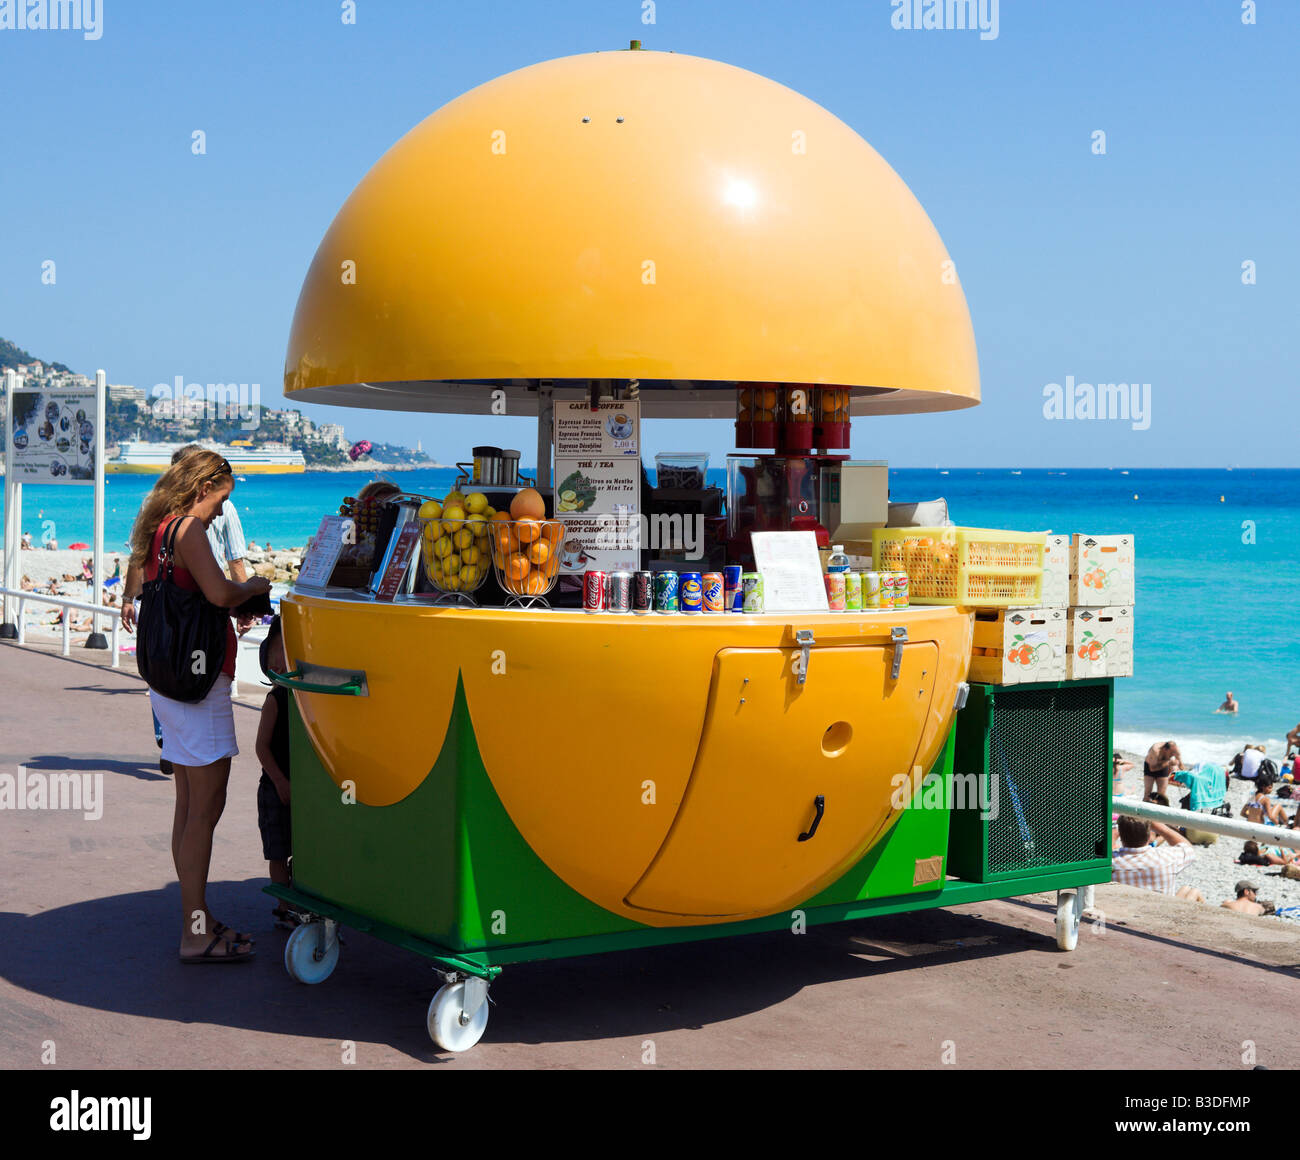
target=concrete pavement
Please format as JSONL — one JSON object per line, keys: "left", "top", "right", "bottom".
{"left": 2, "top": 640, "right": 1298, "bottom": 1069}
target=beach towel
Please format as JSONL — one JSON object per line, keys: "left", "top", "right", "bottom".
{"left": 1179, "top": 762, "right": 1225, "bottom": 813}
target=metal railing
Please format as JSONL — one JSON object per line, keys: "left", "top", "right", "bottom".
{"left": 1114, "top": 795, "right": 1300, "bottom": 850}
{"left": 0, "top": 586, "right": 121, "bottom": 668}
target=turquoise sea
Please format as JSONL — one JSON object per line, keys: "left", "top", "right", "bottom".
{"left": 5, "top": 467, "right": 1296, "bottom": 764}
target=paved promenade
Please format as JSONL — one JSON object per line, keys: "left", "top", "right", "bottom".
{"left": 2, "top": 641, "right": 1297, "bottom": 1069}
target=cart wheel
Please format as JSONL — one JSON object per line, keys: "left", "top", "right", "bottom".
{"left": 1055, "top": 889, "right": 1082, "bottom": 952}
{"left": 427, "top": 980, "right": 489, "bottom": 1052}
{"left": 284, "top": 921, "right": 340, "bottom": 984}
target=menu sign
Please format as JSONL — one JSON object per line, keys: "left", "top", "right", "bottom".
{"left": 8, "top": 388, "right": 97, "bottom": 483}
{"left": 554, "top": 400, "right": 641, "bottom": 574}
{"left": 295, "top": 516, "right": 348, "bottom": 589}
{"left": 750, "top": 531, "right": 830, "bottom": 613}
{"left": 373, "top": 523, "right": 421, "bottom": 601}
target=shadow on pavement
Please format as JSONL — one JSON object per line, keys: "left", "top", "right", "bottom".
{"left": 0, "top": 885, "right": 1039, "bottom": 1062}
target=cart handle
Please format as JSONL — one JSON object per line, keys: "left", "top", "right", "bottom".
{"left": 269, "top": 667, "right": 367, "bottom": 696}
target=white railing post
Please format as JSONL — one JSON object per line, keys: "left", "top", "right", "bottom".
{"left": 1114, "top": 795, "right": 1300, "bottom": 850}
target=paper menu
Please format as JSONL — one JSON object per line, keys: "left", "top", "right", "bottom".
{"left": 295, "top": 516, "right": 348, "bottom": 588}
{"left": 554, "top": 399, "right": 641, "bottom": 574}
{"left": 750, "top": 531, "right": 830, "bottom": 613}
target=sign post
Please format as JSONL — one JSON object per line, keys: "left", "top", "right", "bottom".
{"left": 86, "top": 369, "right": 108, "bottom": 648}
{"left": 1, "top": 369, "right": 20, "bottom": 638}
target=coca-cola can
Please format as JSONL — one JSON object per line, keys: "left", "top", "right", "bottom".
{"left": 583, "top": 570, "right": 609, "bottom": 613}
{"left": 608, "top": 571, "right": 633, "bottom": 613}
{"left": 633, "top": 570, "right": 654, "bottom": 614}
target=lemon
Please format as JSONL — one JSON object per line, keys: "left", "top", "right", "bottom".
{"left": 444, "top": 491, "right": 465, "bottom": 508}
{"left": 453, "top": 528, "right": 474, "bottom": 550}
{"left": 461, "top": 545, "right": 480, "bottom": 566}
{"left": 459, "top": 564, "right": 479, "bottom": 584}
{"left": 422, "top": 521, "right": 437, "bottom": 542}
{"left": 434, "top": 536, "right": 453, "bottom": 558}
{"left": 418, "top": 499, "right": 443, "bottom": 520}
{"left": 465, "top": 492, "right": 489, "bottom": 515}
{"left": 561, "top": 489, "right": 576, "bottom": 502}
{"left": 484, "top": 506, "right": 496, "bottom": 518}
{"left": 447, "top": 553, "right": 461, "bottom": 573}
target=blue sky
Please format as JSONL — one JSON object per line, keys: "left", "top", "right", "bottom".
{"left": 1, "top": 0, "right": 1296, "bottom": 467}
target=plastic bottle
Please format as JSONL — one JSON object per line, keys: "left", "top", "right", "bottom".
{"left": 827, "top": 544, "right": 850, "bottom": 573}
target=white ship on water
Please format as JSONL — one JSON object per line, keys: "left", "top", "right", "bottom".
{"left": 107, "top": 439, "right": 306, "bottom": 474}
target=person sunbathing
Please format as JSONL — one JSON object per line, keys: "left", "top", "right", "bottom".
{"left": 1239, "top": 839, "right": 1293, "bottom": 867}
{"left": 1242, "top": 774, "right": 1290, "bottom": 828}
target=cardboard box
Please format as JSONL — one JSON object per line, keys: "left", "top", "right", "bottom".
{"left": 968, "top": 607, "right": 1068, "bottom": 685}
{"left": 1008, "top": 533, "right": 1067, "bottom": 609}
{"left": 1070, "top": 533, "right": 1135, "bottom": 606}
{"left": 1067, "top": 605, "right": 1134, "bottom": 678}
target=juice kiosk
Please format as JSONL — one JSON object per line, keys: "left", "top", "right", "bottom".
{"left": 269, "top": 45, "right": 1113, "bottom": 1052}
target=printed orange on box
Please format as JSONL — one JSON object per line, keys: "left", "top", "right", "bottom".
{"left": 1069, "top": 533, "right": 1134, "bottom": 606}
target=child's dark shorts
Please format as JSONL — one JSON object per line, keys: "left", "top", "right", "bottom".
{"left": 257, "top": 772, "right": 292, "bottom": 862}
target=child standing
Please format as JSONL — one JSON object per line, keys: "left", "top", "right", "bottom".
{"left": 255, "top": 616, "right": 296, "bottom": 929}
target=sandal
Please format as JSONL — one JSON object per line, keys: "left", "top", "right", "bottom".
{"left": 179, "top": 935, "right": 255, "bottom": 964}
{"left": 213, "top": 921, "right": 255, "bottom": 946}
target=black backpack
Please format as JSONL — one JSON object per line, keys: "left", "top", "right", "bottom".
{"left": 1257, "top": 757, "right": 1279, "bottom": 781}
{"left": 136, "top": 516, "right": 229, "bottom": 703}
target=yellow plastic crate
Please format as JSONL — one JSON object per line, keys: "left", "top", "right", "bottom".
{"left": 871, "top": 526, "right": 1046, "bottom": 607}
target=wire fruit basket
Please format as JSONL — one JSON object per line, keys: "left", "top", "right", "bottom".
{"left": 873, "top": 527, "right": 1046, "bottom": 607}
{"left": 420, "top": 517, "right": 493, "bottom": 604}
{"left": 489, "top": 518, "right": 564, "bottom": 607}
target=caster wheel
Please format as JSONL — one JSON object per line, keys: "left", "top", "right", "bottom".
{"left": 284, "top": 921, "right": 340, "bottom": 984}
{"left": 1055, "top": 889, "right": 1082, "bottom": 952}
{"left": 427, "top": 980, "right": 489, "bottom": 1052}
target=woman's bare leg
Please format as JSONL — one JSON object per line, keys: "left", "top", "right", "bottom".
{"left": 177, "top": 756, "right": 248, "bottom": 956}
{"left": 171, "top": 764, "right": 190, "bottom": 877}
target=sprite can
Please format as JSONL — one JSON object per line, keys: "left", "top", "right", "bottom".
{"left": 654, "top": 570, "right": 679, "bottom": 613}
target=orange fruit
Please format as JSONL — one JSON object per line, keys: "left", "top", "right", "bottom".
{"left": 524, "top": 571, "right": 548, "bottom": 595}
{"left": 504, "top": 572, "right": 529, "bottom": 595}
{"left": 541, "top": 519, "right": 564, "bottom": 545}
{"left": 538, "top": 554, "right": 559, "bottom": 578}
{"left": 515, "top": 518, "right": 542, "bottom": 544}
{"left": 509, "top": 488, "right": 546, "bottom": 521}
{"left": 528, "top": 540, "right": 550, "bottom": 565}
{"left": 506, "top": 554, "right": 531, "bottom": 582}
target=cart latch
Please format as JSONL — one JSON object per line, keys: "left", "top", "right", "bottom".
{"left": 890, "top": 626, "right": 908, "bottom": 679}
{"left": 794, "top": 629, "right": 815, "bottom": 685}
{"left": 953, "top": 681, "right": 970, "bottom": 711}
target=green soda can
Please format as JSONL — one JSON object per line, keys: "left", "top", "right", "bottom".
{"left": 844, "top": 571, "right": 862, "bottom": 611}
{"left": 741, "top": 572, "right": 764, "bottom": 612}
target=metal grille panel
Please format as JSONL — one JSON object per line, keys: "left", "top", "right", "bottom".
{"left": 985, "top": 684, "right": 1109, "bottom": 875}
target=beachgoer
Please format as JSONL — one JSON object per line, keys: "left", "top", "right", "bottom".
{"left": 20, "top": 531, "right": 33, "bottom": 550}
{"left": 170, "top": 445, "right": 250, "bottom": 584}
{"left": 1143, "top": 741, "right": 1184, "bottom": 799}
{"left": 1218, "top": 691, "right": 1238, "bottom": 714}
{"left": 1238, "top": 744, "right": 1266, "bottom": 781}
{"left": 254, "top": 616, "right": 298, "bottom": 929}
{"left": 1112, "top": 815, "right": 1203, "bottom": 901}
{"left": 44, "top": 537, "right": 58, "bottom": 550}
{"left": 1239, "top": 838, "right": 1293, "bottom": 867}
{"left": 20, "top": 576, "right": 34, "bottom": 591}
{"left": 127, "top": 448, "right": 271, "bottom": 963}
{"left": 1221, "top": 881, "right": 1265, "bottom": 915}
{"left": 1287, "top": 724, "right": 1300, "bottom": 758}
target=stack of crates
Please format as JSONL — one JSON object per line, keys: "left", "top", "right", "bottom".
{"left": 971, "top": 533, "right": 1134, "bottom": 685}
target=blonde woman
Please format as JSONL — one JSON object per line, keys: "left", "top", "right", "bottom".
{"left": 127, "top": 450, "right": 271, "bottom": 963}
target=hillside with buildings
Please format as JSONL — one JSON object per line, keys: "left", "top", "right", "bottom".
{"left": 1, "top": 339, "right": 434, "bottom": 468}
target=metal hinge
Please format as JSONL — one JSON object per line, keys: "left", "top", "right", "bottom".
{"left": 794, "top": 629, "right": 815, "bottom": 685}
{"left": 953, "top": 681, "right": 970, "bottom": 711}
{"left": 890, "top": 626, "right": 908, "bottom": 679}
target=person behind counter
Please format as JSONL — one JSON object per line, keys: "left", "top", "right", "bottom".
{"left": 255, "top": 616, "right": 298, "bottom": 929}
{"left": 127, "top": 449, "right": 271, "bottom": 963}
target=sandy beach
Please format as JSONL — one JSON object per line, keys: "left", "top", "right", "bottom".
{"left": 1115, "top": 750, "right": 1299, "bottom": 919}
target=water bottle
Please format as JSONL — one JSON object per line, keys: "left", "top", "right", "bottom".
{"left": 827, "top": 544, "right": 850, "bottom": 573}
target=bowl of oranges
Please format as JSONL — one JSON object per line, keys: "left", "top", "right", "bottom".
{"left": 487, "top": 489, "right": 563, "bottom": 604}
{"left": 419, "top": 491, "right": 495, "bottom": 602}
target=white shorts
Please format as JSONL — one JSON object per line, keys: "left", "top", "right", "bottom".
{"left": 150, "top": 675, "right": 238, "bottom": 767}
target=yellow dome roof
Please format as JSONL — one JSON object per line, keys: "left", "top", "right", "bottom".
{"left": 284, "top": 47, "right": 979, "bottom": 418}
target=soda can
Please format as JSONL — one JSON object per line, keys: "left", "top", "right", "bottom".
{"left": 879, "top": 572, "right": 895, "bottom": 610}
{"left": 633, "top": 571, "right": 654, "bottom": 614}
{"left": 891, "top": 571, "right": 910, "bottom": 609}
{"left": 654, "top": 570, "right": 679, "bottom": 613}
{"left": 608, "top": 571, "right": 633, "bottom": 613}
{"left": 680, "top": 571, "right": 703, "bottom": 614}
{"left": 723, "top": 564, "right": 743, "bottom": 612}
{"left": 862, "top": 571, "right": 883, "bottom": 609}
{"left": 742, "top": 572, "right": 764, "bottom": 613}
{"left": 824, "top": 572, "right": 846, "bottom": 612}
{"left": 702, "top": 572, "right": 725, "bottom": 613}
{"left": 583, "top": 570, "right": 609, "bottom": 613}
{"left": 845, "top": 571, "right": 862, "bottom": 612}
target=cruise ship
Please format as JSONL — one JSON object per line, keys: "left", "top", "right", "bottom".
{"left": 107, "top": 439, "right": 307, "bottom": 473}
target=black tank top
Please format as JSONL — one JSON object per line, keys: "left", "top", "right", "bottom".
{"left": 267, "top": 684, "right": 291, "bottom": 778}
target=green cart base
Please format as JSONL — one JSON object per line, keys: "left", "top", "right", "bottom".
{"left": 264, "top": 678, "right": 1115, "bottom": 1052}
